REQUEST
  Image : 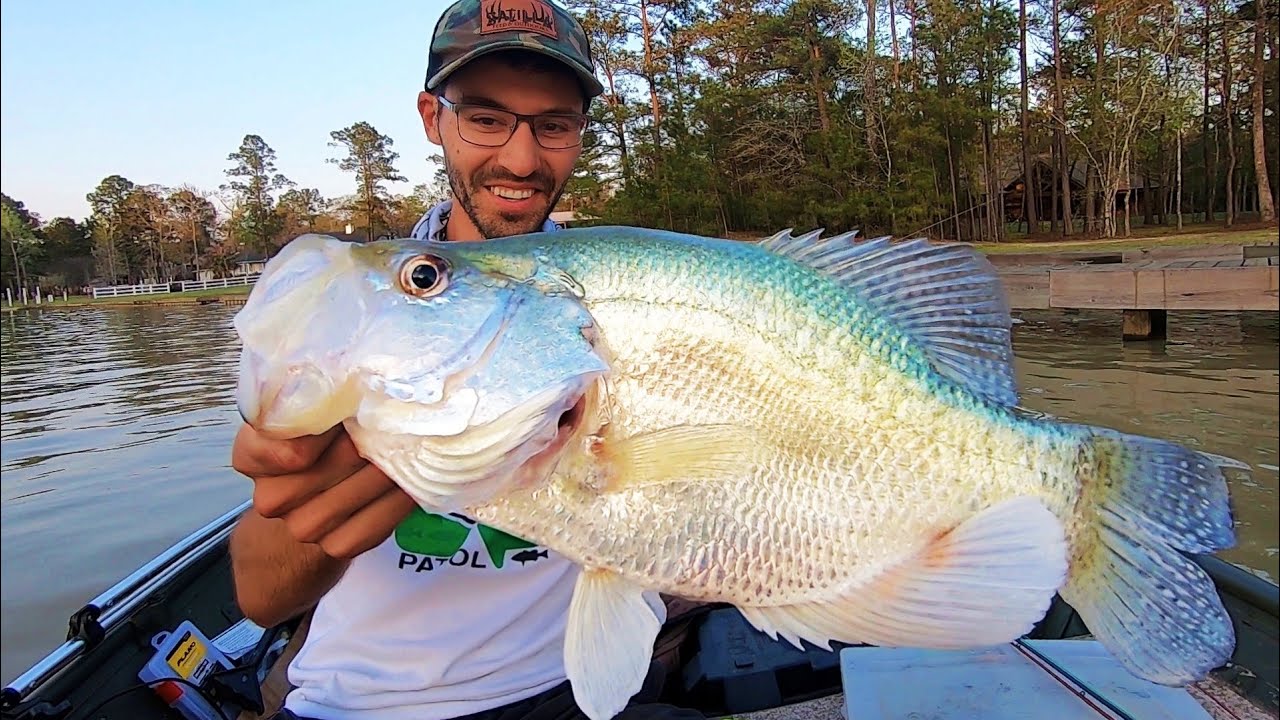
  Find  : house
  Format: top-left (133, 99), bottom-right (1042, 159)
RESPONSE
top-left (549, 210), bottom-right (598, 228)
top-left (1000, 158), bottom-right (1086, 222)
top-left (233, 251), bottom-right (268, 276)
top-left (991, 156), bottom-right (1162, 224)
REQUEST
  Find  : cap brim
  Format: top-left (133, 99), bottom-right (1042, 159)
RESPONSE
top-left (426, 40), bottom-right (604, 98)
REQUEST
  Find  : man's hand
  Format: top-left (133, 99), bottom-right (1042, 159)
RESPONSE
top-left (228, 423), bottom-right (418, 626)
top-left (232, 423), bottom-right (417, 559)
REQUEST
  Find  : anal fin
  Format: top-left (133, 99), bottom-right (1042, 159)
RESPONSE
top-left (740, 496), bottom-right (1068, 651)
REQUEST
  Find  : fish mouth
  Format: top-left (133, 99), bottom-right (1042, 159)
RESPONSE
top-left (530, 393), bottom-right (588, 473)
top-left (509, 323), bottom-right (611, 489)
top-left (360, 377), bottom-right (599, 513)
top-left (498, 384), bottom-right (595, 497)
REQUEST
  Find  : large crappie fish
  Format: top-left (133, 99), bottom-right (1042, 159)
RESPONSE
top-left (234, 226), bottom-right (1240, 720)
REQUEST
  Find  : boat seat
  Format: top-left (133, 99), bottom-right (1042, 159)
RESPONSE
top-left (237, 612), bottom-right (312, 720)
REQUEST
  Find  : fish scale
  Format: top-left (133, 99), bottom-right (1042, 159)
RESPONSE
top-left (236, 226), bottom-right (1243, 720)
top-left (473, 322), bottom-right (1024, 601)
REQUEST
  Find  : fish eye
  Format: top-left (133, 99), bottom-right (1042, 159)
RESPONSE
top-left (399, 254), bottom-right (449, 298)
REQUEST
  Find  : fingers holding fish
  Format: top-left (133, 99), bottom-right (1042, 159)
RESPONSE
top-left (242, 427), bottom-right (366, 518)
top-left (312, 485), bottom-right (418, 560)
top-left (231, 421), bottom-right (344, 479)
top-left (274, 461), bottom-right (400, 545)
top-left (245, 449), bottom-right (414, 561)
top-left (231, 417), bottom-right (414, 559)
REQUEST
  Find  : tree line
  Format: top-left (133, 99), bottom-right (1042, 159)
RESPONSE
top-left (2, 122), bottom-right (448, 291)
top-left (568, 0), bottom-right (1277, 240)
top-left (2, 0), bottom-right (1276, 292)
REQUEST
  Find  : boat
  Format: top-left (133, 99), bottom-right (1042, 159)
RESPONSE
top-left (2, 498), bottom-right (1276, 720)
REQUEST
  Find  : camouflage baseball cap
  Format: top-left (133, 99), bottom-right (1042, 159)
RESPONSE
top-left (426, 0), bottom-right (604, 99)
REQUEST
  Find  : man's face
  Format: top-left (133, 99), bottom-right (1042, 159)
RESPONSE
top-left (418, 54), bottom-right (585, 239)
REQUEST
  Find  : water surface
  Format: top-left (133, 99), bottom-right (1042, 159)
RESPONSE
top-left (2, 305), bottom-right (249, 685)
top-left (1, 304), bottom-right (1276, 685)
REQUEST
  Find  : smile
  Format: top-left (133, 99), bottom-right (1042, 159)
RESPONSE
top-left (489, 186), bottom-right (536, 200)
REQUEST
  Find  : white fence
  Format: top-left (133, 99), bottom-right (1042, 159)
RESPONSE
top-left (90, 283), bottom-right (172, 299)
top-left (177, 274), bottom-right (261, 292)
top-left (90, 273), bottom-right (262, 299)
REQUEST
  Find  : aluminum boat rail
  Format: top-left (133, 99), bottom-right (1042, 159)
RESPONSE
top-left (0, 499), bottom-right (253, 709)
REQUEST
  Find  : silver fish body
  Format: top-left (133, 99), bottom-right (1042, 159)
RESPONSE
top-left (234, 227), bottom-right (1241, 720)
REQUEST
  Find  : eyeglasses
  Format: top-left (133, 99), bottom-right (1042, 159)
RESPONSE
top-left (437, 97), bottom-right (588, 150)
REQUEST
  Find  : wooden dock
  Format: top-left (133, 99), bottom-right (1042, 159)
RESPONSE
top-left (993, 243), bottom-right (1279, 339)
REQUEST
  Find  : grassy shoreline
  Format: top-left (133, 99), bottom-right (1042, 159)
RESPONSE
top-left (720, 222), bottom-right (1277, 253)
top-left (965, 226), bottom-right (1278, 254)
top-left (5, 225), bottom-right (1275, 312)
top-left (3, 284), bottom-right (251, 311)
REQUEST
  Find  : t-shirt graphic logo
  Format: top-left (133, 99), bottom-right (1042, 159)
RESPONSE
top-left (395, 508), bottom-right (545, 569)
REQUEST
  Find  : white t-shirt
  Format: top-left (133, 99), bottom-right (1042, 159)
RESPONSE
top-left (284, 509), bottom-right (582, 720)
top-left (284, 206), bottom-right (578, 719)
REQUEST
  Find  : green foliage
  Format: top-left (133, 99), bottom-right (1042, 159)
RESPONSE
top-left (277, 187), bottom-right (328, 238)
top-left (327, 121), bottom-right (407, 241)
top-left (168, 187), bottom-right (218, 274)
top-left (223, 134), bottom-right (294, 253)
top-left (567, 0), bottom-right (1275, 240)
top-left (85, 174), bottom-right (136, 283)
top-left (37, 217), bottom-right (95, 286)
top-left (565, 0), bottom-right (1029, 240)
top-left (2, 202), bottom-right (42, 290)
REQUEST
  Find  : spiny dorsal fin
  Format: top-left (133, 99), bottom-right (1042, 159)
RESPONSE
top-left (758, 229), bottom-right (1018, 407)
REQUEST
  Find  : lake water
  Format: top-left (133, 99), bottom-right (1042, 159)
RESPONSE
top-left (1, 303), bottom-right (1277, 685)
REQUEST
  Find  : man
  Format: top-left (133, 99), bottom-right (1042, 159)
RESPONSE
top-left (228, 2), bottom-right (705, 719)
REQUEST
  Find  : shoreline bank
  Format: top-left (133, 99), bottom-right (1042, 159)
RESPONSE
top-left (5, 227), bottom-right (1276, 314)
top-left (2, 292), bottom-right (249, 313)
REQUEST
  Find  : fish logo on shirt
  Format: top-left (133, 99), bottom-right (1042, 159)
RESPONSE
top-left (394, 508), bottom-right (549, 569)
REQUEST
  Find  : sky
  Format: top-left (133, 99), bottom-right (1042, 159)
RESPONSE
top-left (1, 0), bottom-right (459, 222)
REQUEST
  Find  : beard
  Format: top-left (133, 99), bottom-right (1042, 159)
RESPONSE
top-left (446, 157), bottom-right (568, 239)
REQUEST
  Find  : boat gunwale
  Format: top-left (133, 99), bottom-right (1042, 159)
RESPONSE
top-left (0, 499), bottom-right (252, 708)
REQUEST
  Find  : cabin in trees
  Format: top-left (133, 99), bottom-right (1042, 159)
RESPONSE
top-left (998, 157), bottom-right (1163, 228)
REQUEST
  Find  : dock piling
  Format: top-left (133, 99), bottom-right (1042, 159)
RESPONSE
top-left (1122, 309), bottom-right (1168, 340)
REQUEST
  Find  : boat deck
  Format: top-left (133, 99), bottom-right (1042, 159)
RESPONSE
top-left (734, 673), bottom-right (1272, 720)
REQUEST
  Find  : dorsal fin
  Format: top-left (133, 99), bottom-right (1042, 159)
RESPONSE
top-left (759, 229), bottom-right (1018, 407)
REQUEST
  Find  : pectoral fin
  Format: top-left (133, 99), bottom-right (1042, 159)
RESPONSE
top-left (564, 569), bottom-right (663, 720)
top-left (590, 424), bottom-right (758, 492)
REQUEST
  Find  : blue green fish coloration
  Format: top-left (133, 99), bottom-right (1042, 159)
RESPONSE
top-left (234, 226), bottom-right (1242, 720)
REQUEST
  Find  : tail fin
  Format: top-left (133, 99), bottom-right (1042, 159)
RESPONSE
top-left (1060, 427), bottom-right (1240, 686)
